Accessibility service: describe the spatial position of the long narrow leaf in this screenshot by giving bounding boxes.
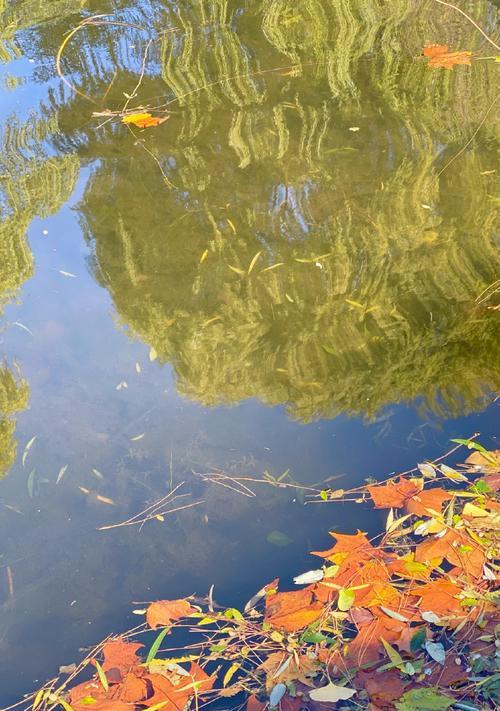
[146,627,170,664]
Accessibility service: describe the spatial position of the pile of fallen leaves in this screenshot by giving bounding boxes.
[28,441,499,711]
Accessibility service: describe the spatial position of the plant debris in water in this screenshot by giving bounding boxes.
[22,442,500,711]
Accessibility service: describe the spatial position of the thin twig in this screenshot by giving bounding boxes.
[437,94,499,177]
[433,0,500,51]
[122,39,153,114]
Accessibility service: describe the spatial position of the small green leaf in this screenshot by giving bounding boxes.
[300,629,330,644]
[90,659,109,692]
[450,438,487,453]
[395,688,453,711]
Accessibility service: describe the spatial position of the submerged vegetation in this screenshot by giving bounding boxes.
[22,440,500,711]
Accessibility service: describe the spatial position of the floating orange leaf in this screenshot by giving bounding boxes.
[73,701,130,711]
[116,673,148,702]
[405,488,452,517]
[311,530,378,563]
[413,579,463,618]
[121,112,169,128]
[265,588,324,632]
[101,638,143,680]
[259,652,318,688]
[389,553,432,581]
[339,614,407,669]
[146,598,196,629]
[415,529,485,578]
[367,477,420,509]
[422,44,472,69]
[144,663,213,709]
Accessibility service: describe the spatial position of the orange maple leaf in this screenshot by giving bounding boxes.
[415,529,485,578]
[115,672,148,702]
[367,477,420,509]
[144,663,214,709]
[405,487,452,517]
[72,702,130,711]
[259,652,318,686]
[69,679,109,705]
[146,598,195,629]
[265,588,324,632]
[388,553,432,581]
[101,638,143,681]
[311,530,378,562]
[413,579,464,618]
[422,44,472,69]
[340,614,407,669]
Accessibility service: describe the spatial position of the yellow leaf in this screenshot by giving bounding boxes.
[463,502,488,518]
[203,316,222,327]
[260,262,284,273]
[200,249,209,264]
[122,113,169,128]
[228,264,245,275]
[122,112,152,124]
[247,250,263,275]
[223,662,240,687]
[149,347,158,361]
[32,688,45,710]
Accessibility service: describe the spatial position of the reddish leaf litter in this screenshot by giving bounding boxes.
[25,446,499,711]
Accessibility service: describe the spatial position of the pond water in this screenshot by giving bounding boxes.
[0,0,499,703]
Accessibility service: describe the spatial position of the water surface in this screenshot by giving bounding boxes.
[0,0,499,702]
